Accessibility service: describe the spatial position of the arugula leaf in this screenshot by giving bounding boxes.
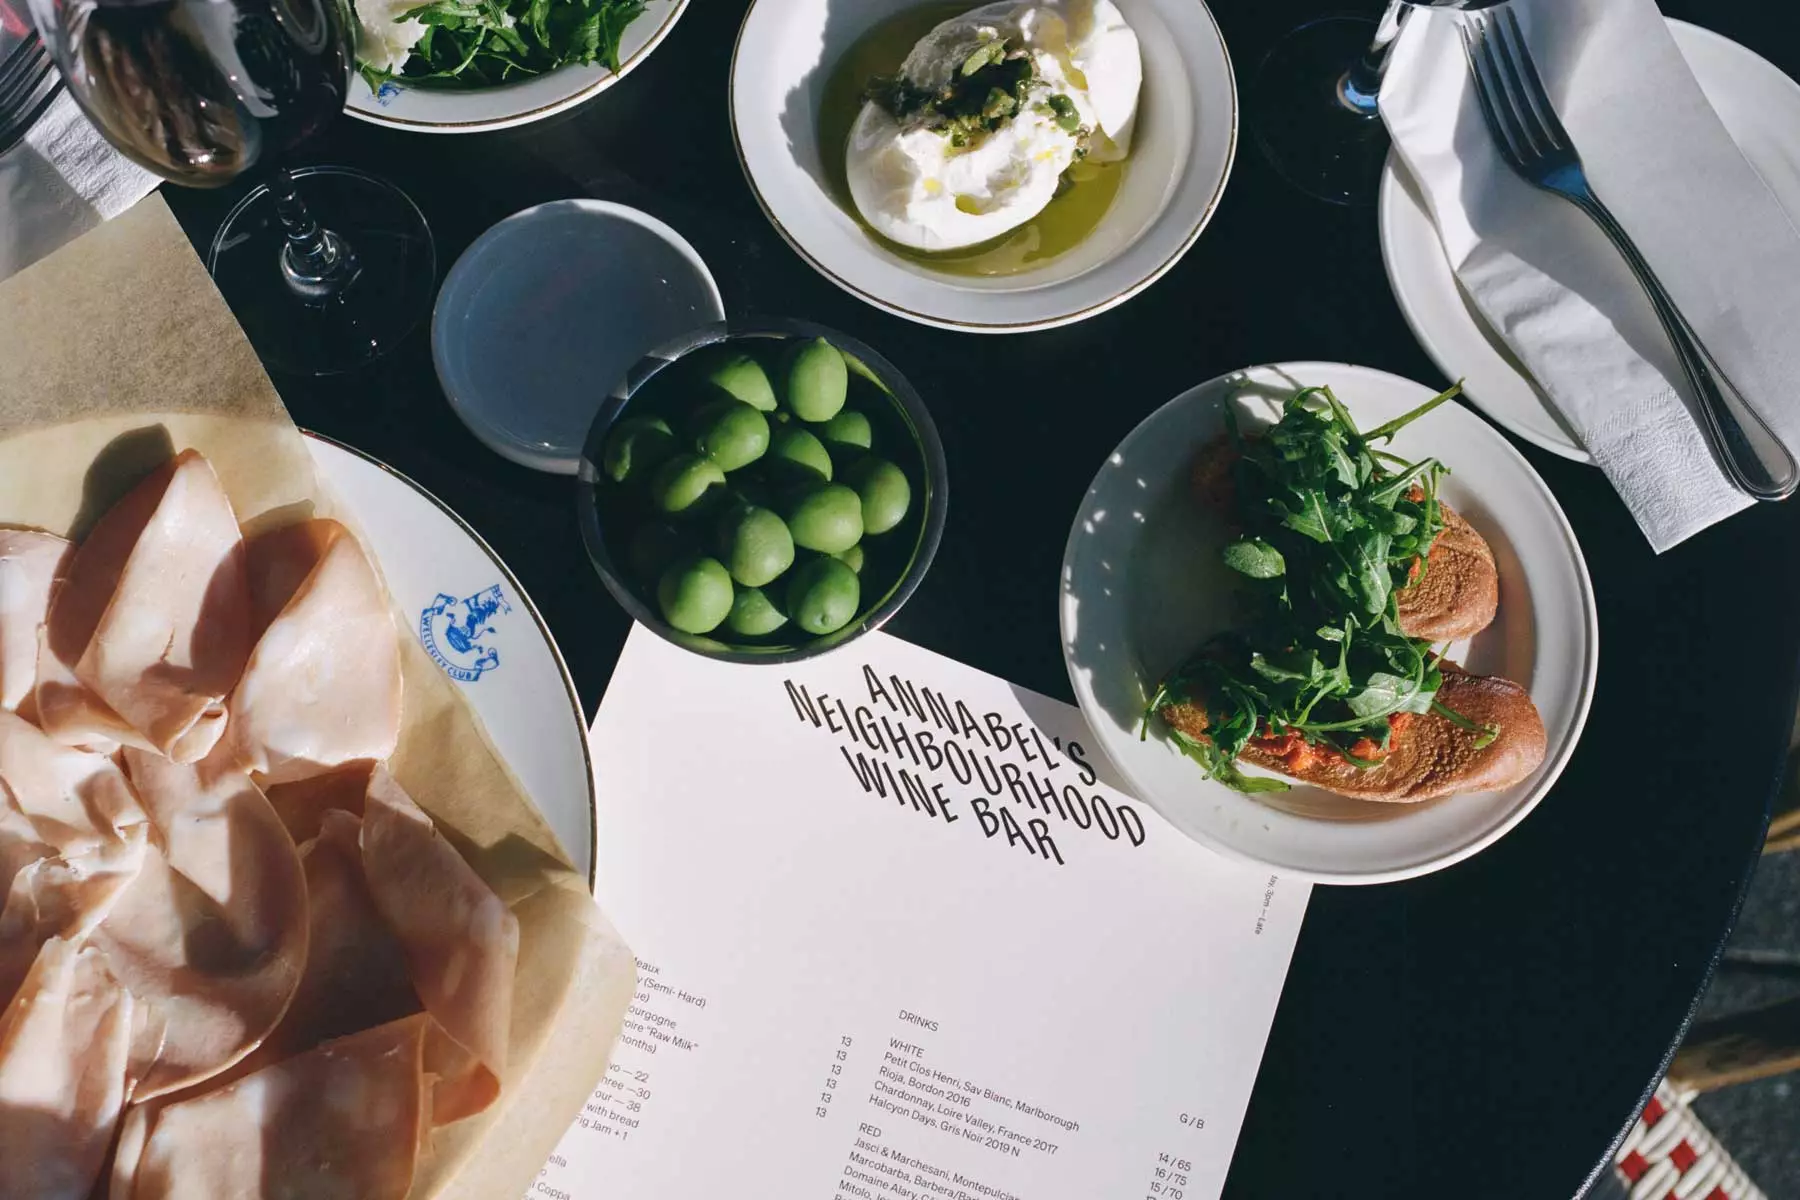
[1280,490,1335,543]
[1251,649,1322,685]
[1347,672,1416,719]
[1169,729,1291,794]
[1223,537,1285,579]
[1348,528,1393,617]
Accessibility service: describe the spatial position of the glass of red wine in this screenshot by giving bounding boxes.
[1251,0,1488,205]
[27,0,434,375]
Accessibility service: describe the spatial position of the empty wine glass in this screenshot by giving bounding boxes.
[29,0,435,375]
[1250,0,1484,205]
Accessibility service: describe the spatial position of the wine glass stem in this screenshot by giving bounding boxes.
[1340,0,1412,114]
[268,167,361,305]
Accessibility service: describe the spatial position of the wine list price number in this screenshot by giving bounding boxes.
[1146,1151,1194,1200]
[815,1036,853,1119]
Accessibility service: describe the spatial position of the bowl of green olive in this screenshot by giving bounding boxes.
[578,319,947,662]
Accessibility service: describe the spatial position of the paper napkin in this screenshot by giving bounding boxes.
[1381,0,1800,551]
[0,72,158,281]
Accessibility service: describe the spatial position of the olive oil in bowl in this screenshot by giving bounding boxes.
[818,5,1126,278]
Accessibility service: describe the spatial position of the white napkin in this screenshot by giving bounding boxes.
[1380,0,1800,551]
[1,90,158,282]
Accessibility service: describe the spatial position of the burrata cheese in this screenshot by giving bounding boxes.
[846,0,1143,253]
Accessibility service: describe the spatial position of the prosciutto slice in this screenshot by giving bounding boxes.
[0,710,148,1010]
[39,452,250,762]
[0,938,137,1200]
[261,809,417,1064]
[228,520,402,785]
[264,760,375,846]
[361,767,517,1122]
[114,1014,432,1200]
[89,749,307,1099]
[0,531,71,714]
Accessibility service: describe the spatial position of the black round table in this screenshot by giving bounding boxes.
[163,1,1800,1194]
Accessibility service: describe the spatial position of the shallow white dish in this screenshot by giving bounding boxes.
[729,0,1237,332]
[432,199,724,475]
[1060,362,1597,885]
[1379,19,1800,464]
[345,0,689,132]
[306,433,596,886]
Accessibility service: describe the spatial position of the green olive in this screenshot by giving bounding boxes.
[628,522,689,584]
[834,544,865,574]
[657,556,734,634]
[785,338,848,423]
[716,505,795,588]
[783,484,863,554]
[692,400,770,472]
[844,457,911,535]
[706,353,777,412]
[602,416,676,484]
[649,453,727,515]
[819,409,873,451]
[787,557,861,636]
[767,426,834,484]
[725,586,788,637]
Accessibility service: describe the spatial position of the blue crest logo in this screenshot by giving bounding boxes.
[420,585,513,682]
[376,80,402,106]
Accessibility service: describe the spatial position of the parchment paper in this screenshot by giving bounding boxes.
[0,194,636,1200]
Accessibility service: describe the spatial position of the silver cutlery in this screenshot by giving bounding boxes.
[1460,8,1799,501]
[0,30,61,158]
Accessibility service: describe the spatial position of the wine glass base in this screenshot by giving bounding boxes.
[208,166,436,377]
[1250,16,1392,206]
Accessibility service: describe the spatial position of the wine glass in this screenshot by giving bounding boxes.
[1250,0,1480,205]
[27,0,435,375]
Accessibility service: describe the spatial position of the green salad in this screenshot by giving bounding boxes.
[356,0,647,91]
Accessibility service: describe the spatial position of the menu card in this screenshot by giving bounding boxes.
[535,626,1309,1200]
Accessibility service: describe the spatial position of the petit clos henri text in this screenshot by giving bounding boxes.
[828,1008,1087,1200]
[784,665,1147,867]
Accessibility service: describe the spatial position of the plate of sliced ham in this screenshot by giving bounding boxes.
[303,432,596,884]
[0,437,607,1199]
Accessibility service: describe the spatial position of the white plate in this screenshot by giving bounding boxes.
[432,199,724,474]
[1060,362,1597,884]
[1379,19,1800,464]
[729,0,1237,333]
[345,0,690,133]
[306,433,596,886]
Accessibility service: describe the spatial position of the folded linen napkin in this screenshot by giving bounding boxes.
[1380,0,1800,551]
[0,56,158,282]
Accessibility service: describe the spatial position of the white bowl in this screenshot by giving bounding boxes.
[432,199,724,473]
[729,0,1238,332]
[1061,362,1598,884]
[346,0,690,133]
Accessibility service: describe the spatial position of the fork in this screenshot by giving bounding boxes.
[1460,8,1799,502]
[0,31,60,158]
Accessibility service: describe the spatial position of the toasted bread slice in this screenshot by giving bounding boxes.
[1160,664,1546,803]
[1396,503,1499,642]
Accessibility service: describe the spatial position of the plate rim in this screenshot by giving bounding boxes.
[1059,360,1599,885]
[428,197,725,475]
[344,0,691,133]
[725,0,1240,333]
[303,429,599,893]
[1377,17,1800,466]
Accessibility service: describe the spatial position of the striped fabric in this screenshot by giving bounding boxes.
[1614,1082,1766,1200]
